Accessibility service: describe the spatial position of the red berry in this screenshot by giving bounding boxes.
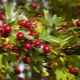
[56,27,63,32]
[29,31,36,37]
[34,40,41,48]
[76,20,80,27]
[6,45,14,51]
[69,67,79,76]
[17,32,24,40]
[18,77,24,80]
[61,23,68,28]
[0,14,5,20]
[4,25,12,33]
[14,68,21,74]
[24,43,32,50]
[16,53,20,58]
[0,26,3,33]
[78,9,80,15]
[23,57,31,64]
[35,13,43,17]
[23,21,31,29]
[18,20,24,25]
[43,45,51,53]
[1,31,9,38]
[30,3,37,9]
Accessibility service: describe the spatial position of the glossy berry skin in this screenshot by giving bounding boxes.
[69,67,79,76]
[4,25,12,33]
[14,68,21,75]
[0,14,5,20]
[61,23,68,28]
[23,57,31,64]
[17,32,24,40]
[30,3,37,9]
[76,20,80,27]
[43,45,51,53]
[24,43,32,50]
[18,77,24,80]
[23,21,31,29]
[34,40,41,48]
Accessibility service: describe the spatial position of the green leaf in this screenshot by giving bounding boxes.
[39,27,61,46]
[4,3,20,23]
[33,61,43,73]
[0,54,3,69]
[19,30,34,40]
[8,70,17,80]
[55,68,75,80]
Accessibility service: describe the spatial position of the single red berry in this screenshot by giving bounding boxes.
[24,43,32,50]
[29,31,36,37]
[35,13,43,17]
[23,57,31,64]
[23,21,31,29]
[76,20,80,27]
[34,40,41,48]
[17,32,24,40]
[30,3,37,9]
[43,45,51,53]
[0,14,5,20]
[61,23,68,28]
[6,45,14,51]
[56,27,63,32]
[4,25,12,33]
[14,68,21,74]
[18,77,24,80]
[69,67,79,76]
[18,20,24,25]
[16,53,20,58]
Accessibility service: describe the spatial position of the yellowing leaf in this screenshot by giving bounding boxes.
[5,38,9,44]
[0,73,6,80]
[43,9,49,19]
[59,57,65,64]
[41,71,49,76]
[72,19,77,25]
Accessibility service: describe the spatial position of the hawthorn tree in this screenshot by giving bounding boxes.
[0,2,80,80]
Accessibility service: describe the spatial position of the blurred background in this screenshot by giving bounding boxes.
[0,0,80,21]
[0,0,80,80]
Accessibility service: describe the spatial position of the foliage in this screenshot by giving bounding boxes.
[0,2,80,80]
